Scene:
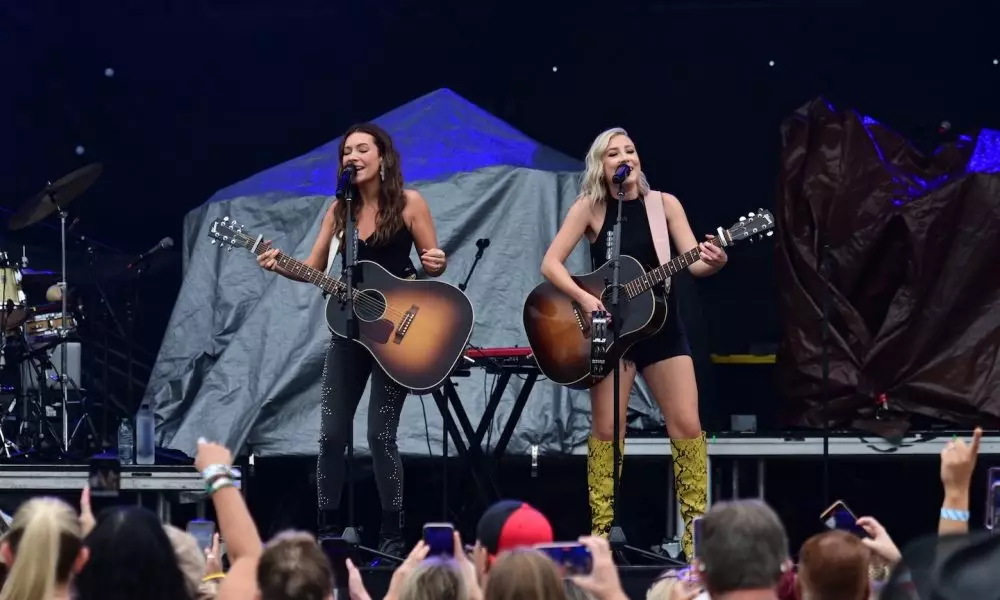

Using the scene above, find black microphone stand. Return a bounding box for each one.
[819,239,832,506]
[607,178,673,564]
[458,239,490,292]
[337,179,400,564]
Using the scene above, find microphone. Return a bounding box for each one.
[335,164,358,200]
[612,163,632,184]
[128,237,174,270]
[476,238,490,250]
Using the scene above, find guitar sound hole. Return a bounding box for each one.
[354,290,387,322]
[600,286,629,318]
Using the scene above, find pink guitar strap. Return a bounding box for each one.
[643,189,672,266]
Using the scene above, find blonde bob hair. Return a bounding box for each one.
[580,127,650,204]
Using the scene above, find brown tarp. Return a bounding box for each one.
[775,98,1000,431]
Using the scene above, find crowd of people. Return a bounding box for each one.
[0,427,990,600]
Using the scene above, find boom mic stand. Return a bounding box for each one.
[458,239,490,292]
[336,174,400,564]
[819,239,832,505]
[606,175,674,565]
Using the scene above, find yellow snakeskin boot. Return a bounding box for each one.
[587,435,624,537]
[671,433,708,559]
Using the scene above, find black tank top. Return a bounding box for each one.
[590,197,660,272]
[340,225,417,279]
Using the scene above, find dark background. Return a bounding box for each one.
[2,0,998,555]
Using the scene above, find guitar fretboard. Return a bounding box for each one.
[240,234,353,300]
[623,234,727,299]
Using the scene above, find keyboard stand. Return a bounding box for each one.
[429,363,539,520]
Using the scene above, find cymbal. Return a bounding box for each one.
[7,164,103,231]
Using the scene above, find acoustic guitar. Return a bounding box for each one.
[522,210,774,390]
[208,217,475,392]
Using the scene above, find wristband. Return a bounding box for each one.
[940,507,969,522]
[207,477,236,496]
[203,573,225,582]
[202,464,234,483]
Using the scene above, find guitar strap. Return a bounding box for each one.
[326,232,341,276]
[643,189,672,266]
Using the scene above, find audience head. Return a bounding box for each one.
[483,549,567,600]
[796,530,869,600]
[0,497,87,600]
[76,505,193,600]
[473,500,553,580]
[399,557,468,600]
[696,500,789,596]
[257,531,333,600]
[164,525,208,599]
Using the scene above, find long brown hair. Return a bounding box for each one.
[332,122,406,245]
[484,549,567,600]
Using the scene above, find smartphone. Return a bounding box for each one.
[187,519,216,552]
[320,537,350,589]
[535,542,593,575]
[692,517,704,559]
[88,458,121,498]
[422,523,455,557]
[820,500,867,537]
[986,468,1000,530]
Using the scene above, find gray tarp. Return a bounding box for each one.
[146,89,676,458]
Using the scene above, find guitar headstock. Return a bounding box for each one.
[207,217,255,252]
[726,209,775,244]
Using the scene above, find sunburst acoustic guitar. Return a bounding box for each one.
[522,209,775,390]
[208,217,474,392]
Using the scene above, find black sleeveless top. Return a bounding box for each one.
[340,225,417,279]
[590,196,660,272]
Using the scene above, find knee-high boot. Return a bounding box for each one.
[671,432,708,559]
[587,435,624,537]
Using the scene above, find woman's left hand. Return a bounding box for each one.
[420,248,447,274]
[699,234,727,269]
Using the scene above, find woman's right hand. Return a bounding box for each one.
[579,294,608,324]
[256,240,280,272]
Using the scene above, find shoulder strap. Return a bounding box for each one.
[644,189,671,266]
[326,234,340,276]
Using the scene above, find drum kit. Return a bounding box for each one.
[0,164,104,459]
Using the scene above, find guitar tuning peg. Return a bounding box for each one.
[767,231,774,237]
[748,212,756,217]
[739,216,747,222]
[223,216,229,222]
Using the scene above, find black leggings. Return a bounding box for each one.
[317,338,408,512]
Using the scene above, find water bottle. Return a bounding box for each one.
[117,419,134,465]
[135,401,155,465]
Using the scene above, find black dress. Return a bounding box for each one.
[590,195,691,370]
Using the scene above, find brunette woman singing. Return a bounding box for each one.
[540,127,726,559]
[257,123,447,555]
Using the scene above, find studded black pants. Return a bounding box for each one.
[317,337,408,512]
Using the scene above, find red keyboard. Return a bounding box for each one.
[465,346,533,359]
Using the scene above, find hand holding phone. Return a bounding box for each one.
[535,542,593,575]
[820,500,868,538]
[186,519,216,552]
[423,523,455,557]
[88,458,121,498]
[321,537,351,589]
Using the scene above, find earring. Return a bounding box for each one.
[379,163,385,181]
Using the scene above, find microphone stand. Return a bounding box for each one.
[819,239,832,505]
[458,239,490,292]
[607,179,672,564]
[336,180,399,564]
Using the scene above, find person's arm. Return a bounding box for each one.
[258,201,337,282]
[938,428,982,535]
[661,193,727,278]
[405,190,447,277]
[540,198,599,305]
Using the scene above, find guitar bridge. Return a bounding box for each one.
[394,305,419,344]
[590,310,609,379]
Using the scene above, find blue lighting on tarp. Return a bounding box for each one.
[968,129,1000,174]
[207,88,581,203]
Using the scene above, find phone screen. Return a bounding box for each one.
[535,543,593,575]
[187,519,216,551]
[820,500,866,537]
[692,517,704,559]
[987,469,1000,530]
[422,523,455,557]
[88,458,121,498]
[321,537,350,588]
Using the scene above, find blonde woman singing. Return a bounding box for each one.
[540,127,727,558]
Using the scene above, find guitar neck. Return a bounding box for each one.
[250,244,345,296]
[625,235,726,297]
